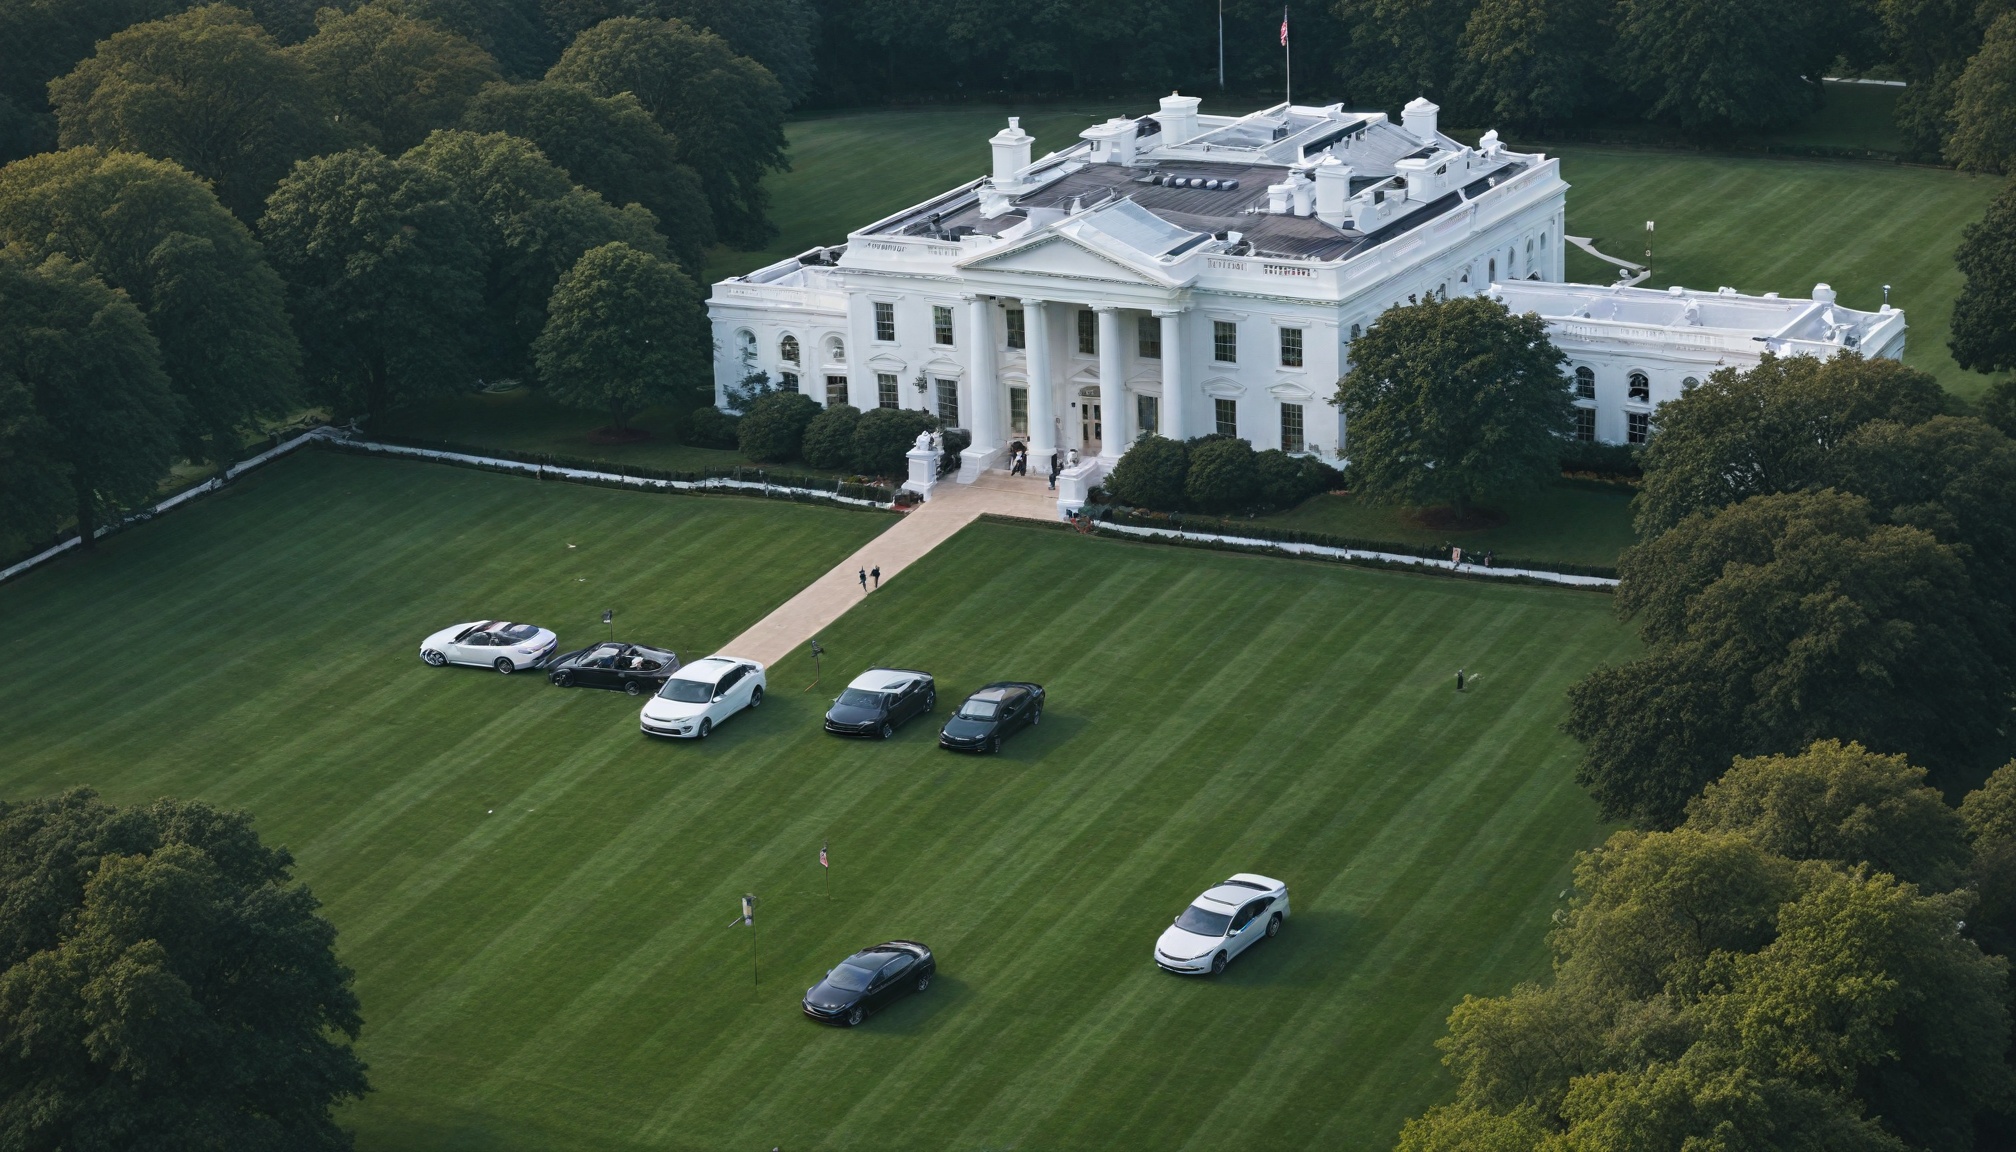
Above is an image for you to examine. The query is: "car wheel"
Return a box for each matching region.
[879,721,894,740]
[749,685,764,708]
[553,670,573,687]
[494,657,515,675]
[916,973,932,992]
[987,735,1001,754]
[625,680,643,696]
[924,689,936,712]
[1266,913,1282,939]
[421,649,447,667]
[1210,951,1227,976]
[697,718,713,739]
[846,1005,865,1027]
[1031,707,1043,726]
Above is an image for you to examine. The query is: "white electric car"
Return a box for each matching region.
[639,655,767,739]
[419,620,557,674]
[1154,873,1290,975]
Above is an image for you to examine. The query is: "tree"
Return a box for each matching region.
[1878,0,1990,160]
[1255,448,1336,510]
[1457,0,1612,131]
[373,0,556,77]
[1608,0,1832,134]
[1104,434,1189,510]
[1632,352,1951,537]
[735,389,820,461]
[542,0,816,103]
[850,406,933,476]
[1960,761,2016,960]
[0,252,180,548]
[1981,378,2016,439]
[0,788,367,1150]
[0,368,69,556]
[1684,740,1969,890]
[548,15,787,247]
[1569,489,2009,826]
[460,79,714,270]
[1184,435,1260,512]
[291,2,500,155]
[800,402,858,469]
[1947,12,2016,173]
[1952,176,2016,374]
[403,128,665,379]
[1336,295,1570,520]
[0,147,300,461]
[47,4,327,221]
[0,0,202,163]
[533,240,703,432]
[260,147,486,419]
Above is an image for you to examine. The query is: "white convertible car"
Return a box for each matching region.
[639,655,767,739]
[1154,873,1290,975]
[419,620,557,674]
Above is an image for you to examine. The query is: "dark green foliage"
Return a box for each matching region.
[533,240,704,431]
[1878,0,1988,160]
[460,79,714,270]
[0,147,300,461]
[0,788,367,1150]
[293,1,501,155]
[849,405,933,476]
[542,0,815,103]
[1609,0,1832,133]
[0,0,199,159]
[734,389,819,462]
[1337,295,1570,518]
[0,92,55,166]
[684,404,738,447]
[1960,761,2016,960]
[260,147,487,419]
[1946,12,2016,173]
[375,0,555,76]
[1184,435,1259,513]
[47,4,328,221]
[1255,448,1338,510]
[1103,434,1188,510]
[0,252,179,548]
[1457,0,1613,131]
[1558,438,1641,478]
[1952,176,2016,375]
[0,367,69,555]
[1981,378,2016,438]
[548,15,786,248]
[799,402,858,469]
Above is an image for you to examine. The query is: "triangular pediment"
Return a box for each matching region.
[961,234,1169,286]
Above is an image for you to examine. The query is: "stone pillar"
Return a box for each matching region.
[1023,298,1055,456]
[966,295,999,452]
[1096,306,1127,458]
[1157,307,1187,440]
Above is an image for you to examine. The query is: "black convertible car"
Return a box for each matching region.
[546,642,680,694]
[802,941,936,1026]
[939,682,1045,753]
[824,667,936,738]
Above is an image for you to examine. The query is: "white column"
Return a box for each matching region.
[1096,306,1126,458]
[1157,307,1186,440]
[1023,298,1055,456]
[966,295,999,451]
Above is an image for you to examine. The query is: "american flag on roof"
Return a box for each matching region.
[1280,7,1289,45]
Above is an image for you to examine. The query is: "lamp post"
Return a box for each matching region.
[806,639,824,692]
[603,609,613,642]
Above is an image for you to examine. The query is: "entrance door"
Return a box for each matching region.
[1080,399,1102,456]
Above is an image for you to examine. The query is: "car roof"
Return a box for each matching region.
[1196,880,1281,907]
[672,657,738,680]
[847,668,925,691]
[1224,872,1286,891]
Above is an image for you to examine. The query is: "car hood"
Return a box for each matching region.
[549,648,591,668]
[826,704,884,726]
[423,624,475,648]
[941,717,994,738]
[1156,925,1223,960]
[804,980,863,1009]
[642,697,708,722]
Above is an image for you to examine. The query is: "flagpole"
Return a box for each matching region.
[1284,7,1291,106]
[1218,0,1224,90]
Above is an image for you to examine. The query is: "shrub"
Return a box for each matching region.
[736,390,820,462]
[939,426,971,473]
[1559,439,1643,479]
[801,403,860,470]
[851,407,937,476]
[1256,449,1318,509]
[1185,436,1259,512]
[1105,435,1190,510]
[685,405,739,448]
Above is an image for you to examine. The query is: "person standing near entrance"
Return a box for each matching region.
[1047,451,1061,491]
[871,565,881,589]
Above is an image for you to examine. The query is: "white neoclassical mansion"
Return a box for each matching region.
[709,94,1908,510]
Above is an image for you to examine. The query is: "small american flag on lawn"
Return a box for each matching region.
[820,843,829,869]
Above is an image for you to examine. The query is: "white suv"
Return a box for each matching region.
[1154,873,1289,975]
[639,656,767,739]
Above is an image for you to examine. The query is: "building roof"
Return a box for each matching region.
[1492,280,1908,359]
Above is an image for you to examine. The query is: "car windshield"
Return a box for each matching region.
[498,624,541,642]
[957,698,1002,719]
[1174,904,1232,937]
[658,678,716,703]
[837,688,887,709]
[824,962,879,991]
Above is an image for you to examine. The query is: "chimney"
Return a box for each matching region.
[1268,181,1293,214]
[1081,117,1141,165]
[1402,96,1440,142]
[1314,157,1352,226]
[1155,92,1202,145]
[1291,175,1314,217]
[1812,282,1837,304]
[990,117,1034,186]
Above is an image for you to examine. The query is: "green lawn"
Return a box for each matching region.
[1254,481,1639,569]
[0,451,1635,1151]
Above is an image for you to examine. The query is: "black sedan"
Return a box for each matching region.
[546,642,680,695]
[824,667,936,739]
[939,682,1045,753]
[802,941,936,1026]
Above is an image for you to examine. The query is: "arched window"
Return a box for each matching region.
[1349,322,1362,340]
[1628,371,1650,401]
[735,329,756,363]
[1488,257,1497,282]
[1681,375,1700,390]
[1574,366,1595,399]
[826,335,845,364]
[780,334,800,364]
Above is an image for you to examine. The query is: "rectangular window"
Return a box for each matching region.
[1574,406,1596,442]
[932,305,955,346]
[1077,310,1097,355]
[780,371,799,393]
[935,378,959,426]
[877,372,899,409]
[1627,411,1649,444]
[1009,386,1028,435]
[1215,397,1237,437]
[1137,393,1159,436]
[1138,315,1161,359]
[1006,308,1025,350]
[826,375,848,408]
[1279,327,1303,368]
[1213,320,1237,363]
[873,301,895,342]
[1280,403,1305,452]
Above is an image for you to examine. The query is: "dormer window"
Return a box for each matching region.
[780,334,800,364]
[826,335,846,364]
[1628,371,1650,402]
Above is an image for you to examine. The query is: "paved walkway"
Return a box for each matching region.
[1565,234,1650,286]
[722,473,1058,666]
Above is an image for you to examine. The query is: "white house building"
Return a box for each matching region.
[708,93,1906,509]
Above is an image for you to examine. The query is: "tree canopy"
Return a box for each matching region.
[1952,175,2016,375]
[291,1,500,155]
[533,239,704,431]
[1456,0,1611,131]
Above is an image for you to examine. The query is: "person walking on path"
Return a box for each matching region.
[858,568,867,593]
[1456,668,1466,692]
[871,565,881,589]
[1048,451,1061,491]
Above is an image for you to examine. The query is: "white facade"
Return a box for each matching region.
[708,94,1903,508]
